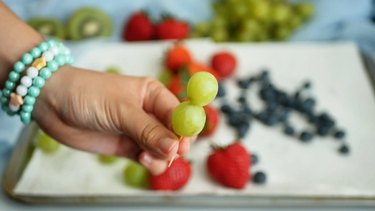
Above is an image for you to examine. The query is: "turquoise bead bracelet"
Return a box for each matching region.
[19,44,73,124]
[0,40,55,115]
[0,39,74,124]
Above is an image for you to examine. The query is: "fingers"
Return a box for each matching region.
[139,152,167,175]
[119,108,179,160]
[142,78,180,129]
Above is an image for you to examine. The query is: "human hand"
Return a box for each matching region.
[33,66,192,175]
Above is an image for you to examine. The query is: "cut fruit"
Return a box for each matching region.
[67,7,113,40]
[27,18,65,39]
[37,132,60,154]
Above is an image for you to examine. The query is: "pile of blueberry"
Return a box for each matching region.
[218,70,350,155]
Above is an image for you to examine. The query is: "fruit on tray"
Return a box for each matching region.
[37,132,60,154]
[207,142,251,189]
[66,7,113,41]
[156,17,190,40]
[191,0,315,42]
[122,11,155,41]
[165,43,192,73]
[123,161,149,189]
[149,157,191,190]
[27,18,65,39]
[200,105,220,137]
[210,51,237,78]
[97,155,119,164]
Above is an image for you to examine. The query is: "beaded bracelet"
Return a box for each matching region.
[0,39,73,124]
[0,40,52,115]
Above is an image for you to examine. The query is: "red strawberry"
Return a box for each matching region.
[207,142,251,189]
[122,11,154,41]
[168,74,184,100]
[165,43,192,73]
[150,157,191,191]
[200,105,220,137]
[211,51,237,78]
[185,62,221,81]
[156,18,190,40]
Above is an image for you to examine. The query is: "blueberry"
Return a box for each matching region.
[242,105,252,115]
[248,76,257,83]
[264,115,279,126]
[220,104,232,114]
[283,125,295,136]
[253,171,267,184]
[316,126,331,136]
[237,123,250,139]
[299,131,314,142]
[237,95,246,103]
[334,130,346,139]
[217,83,226,98]
[338,144,350,155]
[254,111,268,122]
[259,70,269,81]
[237,79,250,89]
[303,81,312,89]
[228,112,249,127]
[259,88,276,102]
[278,109,290,122]
[300,98,316,113]
[251,154,259,165]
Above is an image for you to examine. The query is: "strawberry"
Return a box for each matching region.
[156,17,190,40]
[207,142,251,189]
[185,62,221,81]
[168,74,185,100]
[211,51,237,78]
[122,11,154,41]
[200,105,220,137]
[150,157,191,191]
[165,43,192,73]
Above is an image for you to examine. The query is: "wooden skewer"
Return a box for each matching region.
[168,136,184,167]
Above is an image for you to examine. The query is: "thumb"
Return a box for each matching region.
[120,108,179,160]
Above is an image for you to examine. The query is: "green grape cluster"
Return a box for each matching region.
[37,132,60,154]
[123,161,149,189]
[172,72,218,137]
[191,0,314,42]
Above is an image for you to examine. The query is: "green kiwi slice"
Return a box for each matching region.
[27,18,65,39]
[67,7,113,40]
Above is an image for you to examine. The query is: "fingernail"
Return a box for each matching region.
[160,138,178,154]
[140,153,153,167]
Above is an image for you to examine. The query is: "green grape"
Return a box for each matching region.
[274,26,291,41]
[295,2,315,20]
[270,3,291,24]
[194,21,210,36]
[287,15,303,29]
[249,1,270,21]
[172,102,206,137]
[255,27,270,41]
[37,133,60,154]
[211,27,229,42]
[236,28,257,42]
[98,155,118,164]
[106,66,121,74]
[123,161,149,189]
[211,15,227,28]
[187,72,218,106]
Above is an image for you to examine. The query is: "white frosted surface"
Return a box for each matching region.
[14,40,375,198]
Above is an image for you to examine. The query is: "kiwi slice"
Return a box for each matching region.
[27,18,65,39]
[67,7,113,40]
